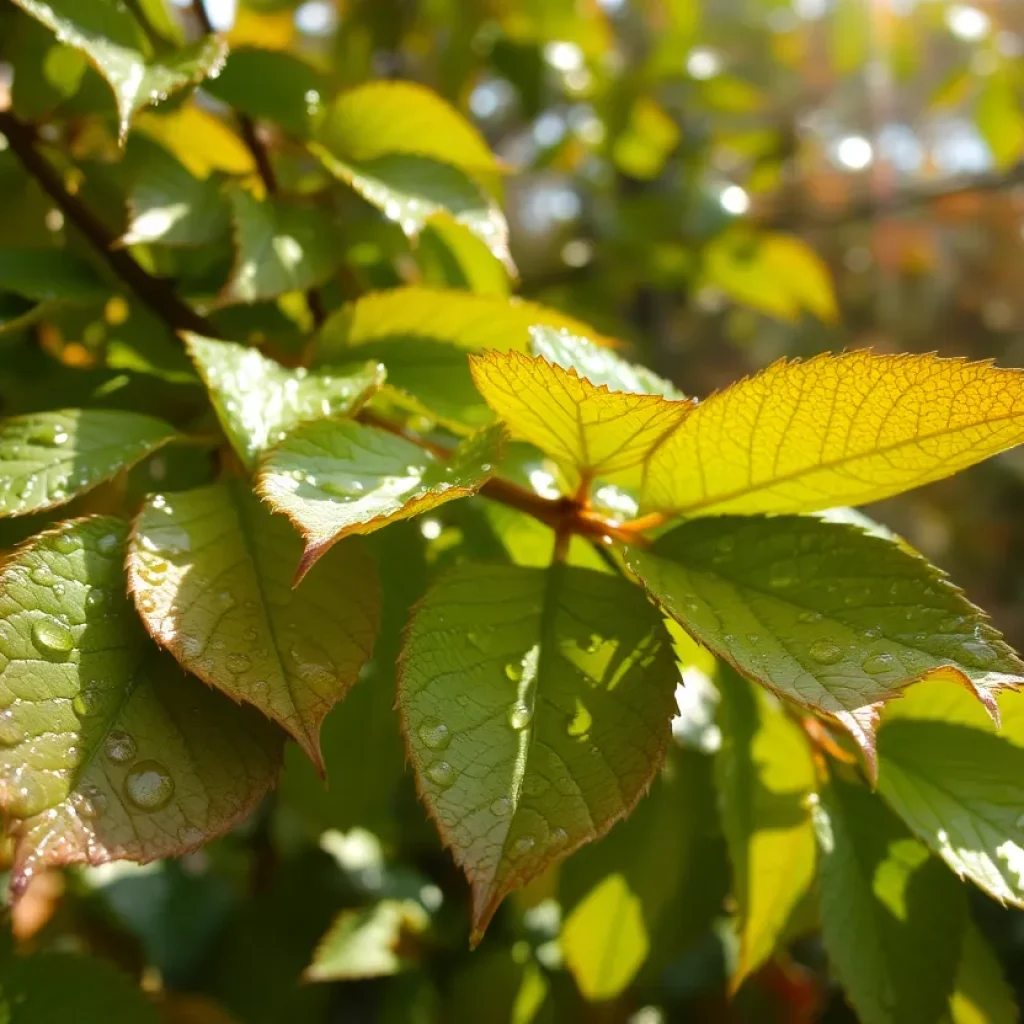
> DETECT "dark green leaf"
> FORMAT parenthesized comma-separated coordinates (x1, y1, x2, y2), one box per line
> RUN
(0, 247, 110, 303)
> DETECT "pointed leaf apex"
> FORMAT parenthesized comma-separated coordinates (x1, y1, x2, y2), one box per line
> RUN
(834, 706, 882, 784)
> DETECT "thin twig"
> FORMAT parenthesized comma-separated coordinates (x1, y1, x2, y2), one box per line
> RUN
(0, 111, 218, 337)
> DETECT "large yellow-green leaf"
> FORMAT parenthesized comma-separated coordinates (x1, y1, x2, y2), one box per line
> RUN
(627, 515, 1024, 771)
(715, 667, 816, 988)
(185, 334, 383, 470)
(416, 215, 511, 297)
(0, 517, 282, 892)
(469, 349, 689, 486)
(258, 421, 503, 583)
(561, 874, 649, 1001)
(10, 0, 227, 141)
(816, 777, 966, 1024)
(223, 189, 342, 304)
(315, 81, 499, 177)
(0, 409, 176, 517)
(315, 287, 610, 426)
(642, 352, 1024, 517)
(397, 562, 677, 943)
(128, 482, 380, 770)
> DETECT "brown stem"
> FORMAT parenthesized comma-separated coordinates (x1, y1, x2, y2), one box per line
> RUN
(0, 111, 218, 338)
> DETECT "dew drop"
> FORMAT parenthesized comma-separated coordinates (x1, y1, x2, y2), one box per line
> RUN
(178, 825, 204, 846)
(490, 797, 511, 817)
(243, 627, 259, 643)
(137, 594, 156, 614)
(78, 782, 107, 817)
(798, 609, 823, 623)
(227, 653, 251, 673)
(511, 835, 536, 858)
(426, 760, 456, 788)
(97, 533, 119, 554)
(104, 729, 137, 764)
(862, 652, 896, 675)
(418, 718, 451, 750)
(504, 661, 523, 682)
(555, 776, 576, 796)
(32, 618, 74, 655)
(53, 533, 81, 555)
(549, 827, 569, 848)
(124, 760, 175, 812)
(768, 567, 796, 589)
(30, 565, 56, 587)
(508, 702, 533, 730)
(85, 589, 110, 610)
(808, 639, 843, 665)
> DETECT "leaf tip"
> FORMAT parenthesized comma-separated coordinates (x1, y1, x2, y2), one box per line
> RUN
(832, 706, 880, 785)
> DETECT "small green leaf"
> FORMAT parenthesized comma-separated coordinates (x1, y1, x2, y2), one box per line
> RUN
(715, 666, 817, 988)
(316, 287, 609, 427)
(0, 517, 282, 891)
(529, 325, 687, 400)
(0, 247, 111, 302)
(816, 776, 966, 1024)
(562, 874, 649, 1001)
(416, 214, 511, 297)
(128, 481, 380, 770)
(397, 562, 678, 943)
(205, 46, 327, 138)
(976, 71, 1024, 172)
(10, 0, 227, 141)
(185, 334, 383, 470)
(0, 408, 176, 517)
(224, 189, 343, 304)
(948, 921, 1018, 1024)
(122, 137, 230, 248)
(258, 421, 503, 583)
(0, 950, 160, 1023)
(305, 899, 429, 982)
(627, 515, 1024, 771)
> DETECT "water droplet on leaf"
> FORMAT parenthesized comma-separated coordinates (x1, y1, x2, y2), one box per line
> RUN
(418, 718, 451, 750)
(808, 639, 843, 665)
(426, 760, 456, 788)
(491, 797, 510, 817)
(124, 760, 175, 812)
(104, 729, 137, 764)
(511, 835, 536, 858)
(227, 653, 251, 673)
(505, 661, 523, 682)
(862, 652, 896, 675)
(32, 618, 73, 655)
(508, 703, 532, 730)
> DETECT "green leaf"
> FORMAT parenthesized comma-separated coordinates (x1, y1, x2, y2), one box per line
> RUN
(626, 515, 1024, 771)
(562, 874, 649, 1001)
(529, 325, 687, 400)
(224, 189, 343, 304)
(416, 215, 511, 297)
(128, 481, 380, 770)
(0, 517, 282, 891)
(0, 247, 111, 302)
(877, 709, 1024, 909)
(314, 80, 499, 177)
(121, 138, 230, 248)
(0, 408, 177, 517)
(715, 666, 817, 988)
(816, 776, 966, 1024)
(10, 0, 227, 141)
(0, 951, 160, 1023)
(185, 334, 383, 470)
(316, 287, 610, 427)
(948, 921, 1018, 1024)
(204, 46, 327, 138)
(305, 899, 429, 982)
(397, 562, 678, 943)
(312, 148, 513, 272)
(258, 421, 503, 583)
(977, 71, 1024, 172)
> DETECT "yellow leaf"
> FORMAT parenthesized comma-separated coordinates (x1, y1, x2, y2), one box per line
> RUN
(470, 350, 690, 484)
(643, 351, 1024, 516)
(562, 874, 649, 1001)
(227, 8, 294, 50)
(612, 97, 680, 180)
(136, 105, 258, 182)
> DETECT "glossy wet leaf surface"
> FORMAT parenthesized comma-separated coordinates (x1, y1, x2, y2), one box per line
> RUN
(185, 334, 383, 470)
(0, 517, 283, 890)
(715, 667, 817, 987)
(128, 481, 380, 770)
(258, 421, 503, 582)
(470, 349, 689, 485)
(627, 515, 1024, 769)
(316, 287, 608, 427)
(0, 409, 177, 517)
(642, 352, 1024, 516)
(397, 562, 677, 942)
(817, 776, 966, 1024)
(11, 0, 227, 140)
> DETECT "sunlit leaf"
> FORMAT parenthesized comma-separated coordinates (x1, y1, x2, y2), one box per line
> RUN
(223, 189, 342, 304)
(398, 562, 677, 943)
(305, 899, 429, 981)
(816, 776, 966, 1024)
(643, 352, 1024, 517)
(469, 349, 689, 486)
(0, 517, 282, 892)
(10, 0, 227, 141)
(948, 921, 1018, 1024)
(627, 515, 1024, 770)
(715, 666, 816, 988)
(416, 214, 511, 297)
(977, 71, 1024, 171)
(128, 482, 380, 770)
(0, 247, 110, 303)
(185, 334, 383, 470)
(136, 105, 258, 179)
(0, 409, 176, 517)
(612, 97, 680, 181)
(316, 287, 610, 427)
(562, 874, 649, 1001)
(258, 421, 503, 583)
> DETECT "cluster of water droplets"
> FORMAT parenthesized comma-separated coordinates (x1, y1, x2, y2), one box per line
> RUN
(103, 728, 176, 813)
